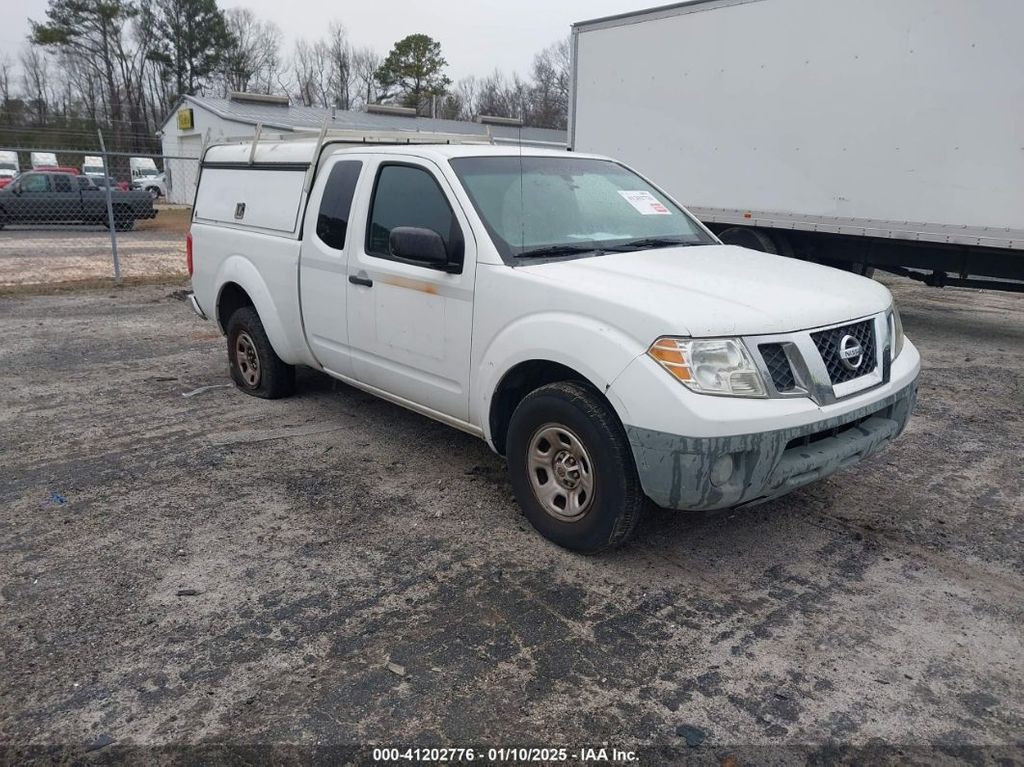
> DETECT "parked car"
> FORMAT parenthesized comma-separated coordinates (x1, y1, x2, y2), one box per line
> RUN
(90, 175, 131, 192)
(0, 171, 156, 230)
(188, 138, 920, 552)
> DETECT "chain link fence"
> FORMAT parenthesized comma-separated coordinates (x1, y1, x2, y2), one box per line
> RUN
(0, 140, 199, 288)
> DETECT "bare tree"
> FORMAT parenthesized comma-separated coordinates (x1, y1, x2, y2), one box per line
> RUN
(529, 38, 570, 129)
(476, 70, 530, 121)
(292, 38, 331, 107)
(326, 22, 353, 110)
(220, 8, 283, 95)
(20, 46, 53, 126)
(351, 46, 381, 108)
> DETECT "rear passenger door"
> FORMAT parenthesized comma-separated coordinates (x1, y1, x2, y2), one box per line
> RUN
(345, 157, 476, 422)
(298, 157, 365, 379)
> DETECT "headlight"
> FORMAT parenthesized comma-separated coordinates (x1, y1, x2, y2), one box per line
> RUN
(648, 337, 767, 397)
(889, 303, 905, 359)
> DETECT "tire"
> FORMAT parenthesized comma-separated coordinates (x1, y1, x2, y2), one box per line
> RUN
(225, 306, 295, 399)
(506, 381, 644, 553)
(718, 226, 780, 253)
(109, 206, 134, 231)
(146, 186, 161, 200)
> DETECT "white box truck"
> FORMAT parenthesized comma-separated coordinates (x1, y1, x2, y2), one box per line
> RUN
(570, 0, 1024, 291)
(30, 152, 58, 169)
(0, 151, 19, 182)
(82, 155, 105, 177)
(186, 131, 919, 551)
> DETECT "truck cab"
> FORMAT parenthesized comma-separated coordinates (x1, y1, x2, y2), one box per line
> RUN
(188, 137, 920, 552)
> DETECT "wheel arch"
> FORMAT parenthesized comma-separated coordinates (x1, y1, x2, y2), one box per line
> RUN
(487, 358, 634, 456)
(213, 256, 297, 363)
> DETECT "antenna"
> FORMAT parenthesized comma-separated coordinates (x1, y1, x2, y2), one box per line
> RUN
(518, 122, 525, 258)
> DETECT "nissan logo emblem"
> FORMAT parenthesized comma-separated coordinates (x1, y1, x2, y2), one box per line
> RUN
(838, 334, 864, 370)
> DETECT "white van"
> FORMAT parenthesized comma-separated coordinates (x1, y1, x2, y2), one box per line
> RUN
(187, 135, 920, 552)
(82, 156, 105, 177)
(0, 151, 18, 180)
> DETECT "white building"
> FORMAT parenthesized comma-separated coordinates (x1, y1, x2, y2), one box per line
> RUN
(159, 93, 568, 204)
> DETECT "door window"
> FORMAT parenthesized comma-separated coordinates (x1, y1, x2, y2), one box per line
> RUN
(53, 175, 73, 193)
(366, 164, 463, 268)
(21, 174, 50, 193)
(315, 160, 362, 250)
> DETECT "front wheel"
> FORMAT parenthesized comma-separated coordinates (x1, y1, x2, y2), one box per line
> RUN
(506, 381, 644, 553)
(226, 306, 295, 399)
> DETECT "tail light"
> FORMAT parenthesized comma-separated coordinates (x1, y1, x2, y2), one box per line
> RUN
(186, 231, 193, 276)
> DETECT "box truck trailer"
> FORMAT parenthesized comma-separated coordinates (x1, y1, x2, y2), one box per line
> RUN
(0, 151, 18, 180)
(30, 152, 58, 169)
(82, 156, 105, 177)
(570, 0, 1024, 291)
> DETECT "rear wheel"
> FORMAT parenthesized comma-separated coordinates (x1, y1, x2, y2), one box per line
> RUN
(506, 381, 644, 553)
(226, 306, 295, 399)
(146, 186, 161, 200)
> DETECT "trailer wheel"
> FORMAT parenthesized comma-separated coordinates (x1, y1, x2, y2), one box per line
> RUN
(718, 226, 780, 254)
(226, 306, 296, 399)
(506, 381, 644, 553)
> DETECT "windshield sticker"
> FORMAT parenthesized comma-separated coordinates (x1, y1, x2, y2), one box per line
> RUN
(618, 190, 671, 215)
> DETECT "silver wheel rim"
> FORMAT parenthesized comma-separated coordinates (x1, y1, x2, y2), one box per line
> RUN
(526, 423, 595, 522)
(235, 331, 261, 388)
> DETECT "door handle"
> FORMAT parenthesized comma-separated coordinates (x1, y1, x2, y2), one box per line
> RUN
(349, 274, 373, 287)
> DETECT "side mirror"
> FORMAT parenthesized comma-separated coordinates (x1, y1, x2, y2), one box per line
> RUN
(389, 226, 449, 268)
(10, 184, 20, 195)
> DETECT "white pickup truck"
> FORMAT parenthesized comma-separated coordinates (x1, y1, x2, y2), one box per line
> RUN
(188, 136, 920, 552)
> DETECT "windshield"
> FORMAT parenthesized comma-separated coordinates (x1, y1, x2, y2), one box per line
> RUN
(136, 168, 159, 177)
(450, 156, 714, 261)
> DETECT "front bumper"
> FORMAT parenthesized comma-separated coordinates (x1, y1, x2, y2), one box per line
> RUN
(626, 378, 918, 511)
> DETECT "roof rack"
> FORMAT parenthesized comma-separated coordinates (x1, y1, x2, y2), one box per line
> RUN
(200, 121, 497, 194)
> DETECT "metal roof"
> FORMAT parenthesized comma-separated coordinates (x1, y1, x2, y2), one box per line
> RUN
(164, 95, 567, 147)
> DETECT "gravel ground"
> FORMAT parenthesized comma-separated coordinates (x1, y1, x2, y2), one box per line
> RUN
(0, 222, 187, 287)
(0, 276, 1021, 762)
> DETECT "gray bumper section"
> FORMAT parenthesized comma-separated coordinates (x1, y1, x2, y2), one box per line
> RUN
(625, 380, 918, 511)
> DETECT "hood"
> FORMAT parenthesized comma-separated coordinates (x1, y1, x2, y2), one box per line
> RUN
(520, 245, 892, 337)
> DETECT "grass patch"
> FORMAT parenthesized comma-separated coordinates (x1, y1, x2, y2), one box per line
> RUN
(0, 274, 190, 297)
(136, 206, 192, 234)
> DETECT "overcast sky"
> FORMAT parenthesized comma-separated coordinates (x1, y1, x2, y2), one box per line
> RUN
(0, 0, 655, 81)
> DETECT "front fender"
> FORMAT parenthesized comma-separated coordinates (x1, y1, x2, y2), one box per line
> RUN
(215, 255, 301, 365)
(473, 311, 645, 446)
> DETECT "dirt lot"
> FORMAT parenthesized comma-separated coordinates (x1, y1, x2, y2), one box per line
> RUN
(0, 207, 189, 287)
(0, 276, 1021, 761)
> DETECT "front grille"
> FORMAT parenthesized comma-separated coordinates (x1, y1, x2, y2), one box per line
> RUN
(811, 319, 876, 385)
(759, 343, 796, 392)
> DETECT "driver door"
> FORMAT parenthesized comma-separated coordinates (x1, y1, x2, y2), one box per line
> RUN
(346, 158, 476, 422)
